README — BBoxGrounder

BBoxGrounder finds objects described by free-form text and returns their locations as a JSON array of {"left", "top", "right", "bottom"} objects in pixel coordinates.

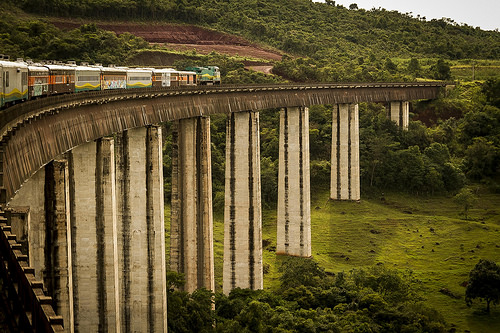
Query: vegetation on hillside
[{"left": 2, "top": 0, "right": 500, "bottom": 83}]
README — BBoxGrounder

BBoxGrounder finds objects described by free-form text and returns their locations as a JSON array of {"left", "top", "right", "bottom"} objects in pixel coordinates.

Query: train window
[
  {"left": 5, "top": 71, "right": 9, "bottom": 87},
  {"left": 78, "top": 76, "right": 99, "bottom": 82},
  {"left": 129, "top": 76, "right": 151, "bottom": 81},
  {"left": 22, "top": 72, "right": 28, "bottom": 86},
  {"left": 55, "top": 75, "right": 64, "bottom": 83}
]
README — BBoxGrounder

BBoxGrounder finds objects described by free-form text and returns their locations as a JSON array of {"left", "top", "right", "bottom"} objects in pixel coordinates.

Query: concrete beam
[
  {"left": 170, "top": 117, "right": 214, "bottom": 293},
  {"left": 331, "top": 104, "right": 360, "bottom": 201},
  {"left": 223, "top": 111, "right": 263, "bottom": 294},
  {"left": 116, "top": 127, "right": 167, "bottom": 333},
  {"left": 277, "top": 107, "right": 311, "bottom": 257}
]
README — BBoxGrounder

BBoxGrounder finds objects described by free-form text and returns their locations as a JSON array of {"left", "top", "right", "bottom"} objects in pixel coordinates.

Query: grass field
[
  {"left": 196, "top": 185, "right": 499, "bottom": 332},
  {"left": 165, "top": 184, "right": 499, "bottom": 332}
]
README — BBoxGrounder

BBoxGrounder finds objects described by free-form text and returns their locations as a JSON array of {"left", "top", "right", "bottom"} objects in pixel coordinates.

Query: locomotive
[
  {"left": 185, "top": 66, "right": 221, "bottom": 85},
  {"left": 0, "top": 55, "right": 218, "bottom": 108}
]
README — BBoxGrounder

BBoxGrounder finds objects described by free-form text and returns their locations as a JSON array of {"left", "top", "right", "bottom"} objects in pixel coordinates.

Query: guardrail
[{"left": 0, "top": 209, "right": 64, "bottom": 332}]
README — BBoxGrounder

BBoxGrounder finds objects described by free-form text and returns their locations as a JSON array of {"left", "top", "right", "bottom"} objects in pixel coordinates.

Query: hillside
[{"left": 49, "top": 20, "right": 283, "bottom": 61}]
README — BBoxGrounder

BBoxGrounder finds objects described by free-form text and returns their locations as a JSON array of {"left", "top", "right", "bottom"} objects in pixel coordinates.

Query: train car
[
  {"left": 126, "top": 68, "right": 153, "bottom": 89},
  {"left": 27, "top": 63, "right": 49, "bottom": 99},
  {"left": 186, "top": 66, "right": 221, "bottom": 85},
  {"left": 44, "top": 63, "right": 76, "bottom": 95},
  {"left": 74, "top": 63, "right": 101, "bottom": 92},
  {"left": 0, "top": 57, "right": 28, "bottom": 108},
  {"left": 151, "top": 68, "right": 175, "bottom": 88},
  {"left": 178, "top": 70, "right": 197, "bottom": 86},
  {"left": 100, "top": 65, "right": 127, "bottom": 90}
]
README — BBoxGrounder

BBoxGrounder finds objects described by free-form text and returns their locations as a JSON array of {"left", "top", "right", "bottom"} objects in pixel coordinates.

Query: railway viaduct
[{"left": 0, "top": 82, "right": 446, "bottom": 332}]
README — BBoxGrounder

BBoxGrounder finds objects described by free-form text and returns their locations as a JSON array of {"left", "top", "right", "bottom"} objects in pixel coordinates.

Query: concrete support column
[
  {"left": 387, "top": 101, "right": 409, "bottom": 129},
  {"left": 170, "top": 117, "right": 214, "bottom": 293},
  {"left": 223, "top": 111, "right": 263, "bottom": 294},
  {"left": 67, "top": 138, "right": 119, "bottom": 333},
  {"left": 44, "top": 160, "right": 73, "bottom": 333},
  {"left": 7, "top": 161, "right": 74, "bottom": 332},
  {"left": 6, "top": 168, "right": 45, "bottom": 280},
  {"left": 277, "top": 106, "right": 311, "bottom": 257},
  {"left": 116, "top": 126, "right": 167, "bottom": 333},
  {"left": 331, "top": 104, "right": 360, "bottom": 201}
]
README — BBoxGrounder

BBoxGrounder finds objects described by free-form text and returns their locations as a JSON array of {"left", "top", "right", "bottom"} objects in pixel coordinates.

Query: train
[{"left": 0, "top": 55, "right": 220, "bottom": 108}]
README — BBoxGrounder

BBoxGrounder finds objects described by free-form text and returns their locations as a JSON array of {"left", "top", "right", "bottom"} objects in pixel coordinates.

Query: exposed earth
[{"left": 51, "top": 20, "right": 283, "bottom": 62}]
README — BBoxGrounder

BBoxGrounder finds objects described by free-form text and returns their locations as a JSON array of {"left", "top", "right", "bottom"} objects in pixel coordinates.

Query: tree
[
  {"left": 453, "top": 188, "right": 476, "bottom": 220},
  {"left": 465, "top": 259, "right": 500, "bottom": 313},
  {"left": 431, "top": 59, "right": 452, "bottom": 80}
]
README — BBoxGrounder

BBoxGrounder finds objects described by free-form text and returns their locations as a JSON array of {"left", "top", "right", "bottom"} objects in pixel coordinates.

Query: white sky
[{"left": 321, "top": 0, "right": 500, "bottom": 31}]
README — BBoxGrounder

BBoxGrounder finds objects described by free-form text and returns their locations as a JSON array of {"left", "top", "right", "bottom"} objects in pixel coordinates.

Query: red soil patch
[{"left": 51, "top": 20, "right": 282, "bottom": 61}]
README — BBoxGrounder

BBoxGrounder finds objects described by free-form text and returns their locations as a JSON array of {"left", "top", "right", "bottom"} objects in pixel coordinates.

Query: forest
[{"left": 1, "top": 0, "right": 500, "bottom": 331}]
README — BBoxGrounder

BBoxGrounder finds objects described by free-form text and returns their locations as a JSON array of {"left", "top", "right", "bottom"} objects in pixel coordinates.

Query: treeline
[
  {"left": 0, "top": 11, "right": 148, "bottom": 65},
  {"left": 167, "top": 257, "right": 448, "bottom": 332},
  {"left": 14, "top": 0, "right": 500, "bottom": 61}
]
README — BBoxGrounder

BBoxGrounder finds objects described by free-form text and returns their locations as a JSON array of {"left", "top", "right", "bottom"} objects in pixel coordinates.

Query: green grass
[{"left": 166, "top": 186, "right": 500, "bottom": 332}]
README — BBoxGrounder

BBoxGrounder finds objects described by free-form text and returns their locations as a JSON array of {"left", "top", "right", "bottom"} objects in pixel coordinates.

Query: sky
[{"left": 322, "top": 0, "right": 500, "bottom": 31}]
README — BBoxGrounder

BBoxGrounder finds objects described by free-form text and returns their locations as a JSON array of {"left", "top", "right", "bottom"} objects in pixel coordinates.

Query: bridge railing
[{"left": 0, "top": 210, "right": 64, "bottom": 332}]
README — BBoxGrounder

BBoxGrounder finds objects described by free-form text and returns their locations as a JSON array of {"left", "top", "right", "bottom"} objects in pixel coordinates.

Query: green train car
[{"left": 185, "top": 66, "right": 221, "bottom": 85}]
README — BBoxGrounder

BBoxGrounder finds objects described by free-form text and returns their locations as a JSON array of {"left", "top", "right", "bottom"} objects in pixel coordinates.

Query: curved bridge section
[{"left": 1, "top": 82, "right": 444, "bottom": 202}]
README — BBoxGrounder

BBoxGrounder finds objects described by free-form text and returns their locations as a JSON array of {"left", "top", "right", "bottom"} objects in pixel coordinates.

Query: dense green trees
[{"left": 167, "top": 258, "right": 448, "bottom": 332}]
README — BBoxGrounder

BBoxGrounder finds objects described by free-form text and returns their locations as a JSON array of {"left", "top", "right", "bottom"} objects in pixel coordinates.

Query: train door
[
  {"left": 21, "top": 69, "right": 28, "bottom": 101},
  {"left": 0, "top": 65, "right": 4, "bottom": 107},
  {"left": 163, "top": 72, "right": 170, "bottom": 87}
]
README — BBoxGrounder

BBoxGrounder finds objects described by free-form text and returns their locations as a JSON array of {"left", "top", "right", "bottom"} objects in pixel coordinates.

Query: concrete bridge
[{"left": 0, "top": 82, "right": 445, "bottom": 332}]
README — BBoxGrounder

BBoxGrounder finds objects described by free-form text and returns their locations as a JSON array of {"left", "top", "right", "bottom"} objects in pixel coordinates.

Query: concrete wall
[
  {"left": 223, "top": 111, "right": 263, "bottom": 294},
  {"left": 277, "top": 107, "right": 311, "bottom": 257},
  {"left": 116, "top": 127, "right": 167, "bottom": 333},
  {"left": 331, "top": 104, "right": 360, "bottom": 201},
  {"left": 170, "top": 117, "right": 214, "bottom": 293}
]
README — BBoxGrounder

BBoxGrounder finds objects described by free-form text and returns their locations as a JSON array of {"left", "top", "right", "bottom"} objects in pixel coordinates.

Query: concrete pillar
[
  {"left": 223, "top": 111, "right": 263, "bottom": 294},
  {"left": 331, "top": 104, "right": 360, "bottom": 201},
  {"left": 44, "top": 160, "right": 74, "bottom": 333},
  {"left": 67, "top": 138, "right": 119, "bottom": 333},
  {"left": 170, "top": 117, "right": 214, "bottom": 293},
  {"left": 116, "top": 126, "right": 167, "bottom": 333},
  {"left": 7, "top": 168, "right": 45, "bottom": 280},
  {"left": 7, "top": 161, "right": 74, "bottom": 332},
  {"left": 388, "top": 101, "right": 409, "bottom": 129},
  {"left": 277, "top": 107, "right": 311, "bottom": 257}
]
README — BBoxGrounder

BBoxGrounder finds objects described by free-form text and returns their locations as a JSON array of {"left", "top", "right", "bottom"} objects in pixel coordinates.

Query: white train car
[
  {"left": 126, "top": 68, "right": 153, "bottom": 89},
  {"left": 101, "top": 65, "right": 127, "bottom": 90},
  {"left": 0, "top": 57, "right": 28, "bottom": 107},
  {"left": 74, "top": 63, "right": 101, "bottom": 92}
]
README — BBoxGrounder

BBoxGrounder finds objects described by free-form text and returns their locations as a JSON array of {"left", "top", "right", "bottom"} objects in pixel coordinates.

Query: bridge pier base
[
  {"left": 170, "top": 117, "right": 214, "bottom": 293},
  {"left": 223, "top": 111, "right": 263, "bottom": 294},
  {"left": 116, "top": 126, "right": 167, "bottom": 333},
  {"left": 387, "top": 101, "right": 409, "bottom": 129},
  {"left": 277, "top": 107, "right": 311, "bottom": 257},
  {"left": 331, "top": 104, "right": 360, "bottom": 201}
]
